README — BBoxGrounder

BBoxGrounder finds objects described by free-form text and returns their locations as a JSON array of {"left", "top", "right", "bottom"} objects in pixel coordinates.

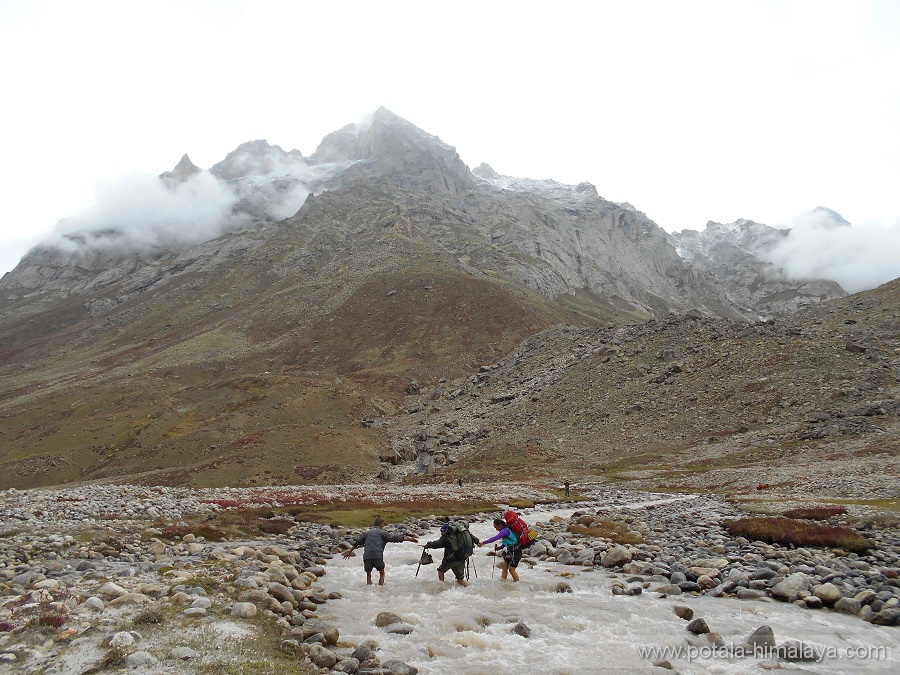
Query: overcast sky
[{"left": 1, "top": 0, "right": 898, "bottom": 288}]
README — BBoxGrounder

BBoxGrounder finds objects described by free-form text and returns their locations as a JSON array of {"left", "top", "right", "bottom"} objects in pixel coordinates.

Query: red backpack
[{"left": 504, "top": 510, "right": 536, "bottom": 548}]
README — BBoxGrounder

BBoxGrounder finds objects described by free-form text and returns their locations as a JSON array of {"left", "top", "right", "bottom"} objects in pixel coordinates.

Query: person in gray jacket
[{"left": 342, "top": 515, "right": 418, "bottom": 585}]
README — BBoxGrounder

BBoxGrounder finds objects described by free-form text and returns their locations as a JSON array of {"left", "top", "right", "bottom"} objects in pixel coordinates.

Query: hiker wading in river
[
  {"left": 423, "top": 521, "right": 480, "bottom": 587},
  {"left": 343, "top": 515, "right": 418, "bottom": 585},
  {"left": 478, "top": 518, "right": 521, "bottom": 582}
]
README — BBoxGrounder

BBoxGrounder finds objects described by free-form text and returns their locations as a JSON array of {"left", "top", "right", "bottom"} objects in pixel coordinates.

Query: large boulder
[
  {"left": 308, "top": 644, "right": 337, "bottom": 669},
  {"left": 771, "top": 573, "right": 811, "bottom": 601},
  {"left": 600, "top": 545, "right": 632, "bottom": 568},
  {"left": 812, "top": 583, "right": 842, "bottom": 606}
]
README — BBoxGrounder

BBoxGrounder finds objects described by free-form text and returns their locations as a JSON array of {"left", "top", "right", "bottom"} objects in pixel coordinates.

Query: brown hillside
[
  {"left": 386, "top": 278, "right": 900, "bottom": 498},
  {"left": 0, "top": 256, "right": 592, "bottom": 488}
]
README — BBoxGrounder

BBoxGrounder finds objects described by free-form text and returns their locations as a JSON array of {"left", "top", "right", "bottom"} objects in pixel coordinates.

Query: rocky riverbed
[{"left": 0, "top": 482, "right": 897, "bottom": 673}]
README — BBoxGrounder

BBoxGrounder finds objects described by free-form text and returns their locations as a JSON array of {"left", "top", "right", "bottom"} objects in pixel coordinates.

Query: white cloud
[
  {"left": 49, "top": 171, "right": 242, "bottom": 252},
  {"left": 767, "top": 211, "right": 900, "bottom": 293}
]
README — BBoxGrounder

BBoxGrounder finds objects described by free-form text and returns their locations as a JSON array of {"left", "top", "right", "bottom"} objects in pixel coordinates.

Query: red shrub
[{"left": 725, "top": 517, "right": 872, "bottom": 553}]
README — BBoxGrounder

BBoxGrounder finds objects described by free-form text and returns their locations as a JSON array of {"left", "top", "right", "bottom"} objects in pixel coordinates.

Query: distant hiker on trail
[
  {"left": 423, "top": 520, "right": 480, "bottom": 587},
  {"left": 564, "top": 480, "right": 571, "bottom": 498},
  {"left": 343, "top": 515, "right": 418, "bottom": 586},
  {"left": 458, "top": 478, "right": 463, "bottom": 488},
  {"left": 478, "top": 518, "right": 521, "bottom": 582}
]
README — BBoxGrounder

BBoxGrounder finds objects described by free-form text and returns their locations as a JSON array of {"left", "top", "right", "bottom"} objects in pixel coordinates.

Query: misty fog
[{"left": 767, "top": 211, "right": 900, "bottom": 293}]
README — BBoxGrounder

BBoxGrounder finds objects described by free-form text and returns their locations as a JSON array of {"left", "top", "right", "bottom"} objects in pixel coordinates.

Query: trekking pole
[
  {"left": 415, "top": 546, "right": 425, "bottom": 578},
  {"left": 471, "top": 556, "right": 477, "bottom": 579}
]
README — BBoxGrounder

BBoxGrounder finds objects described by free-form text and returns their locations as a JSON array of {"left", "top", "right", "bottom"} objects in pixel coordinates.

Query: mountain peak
[
  {"left": 472, "top": 163, "right": 499, "bottom": 179},
  {"left": 311, "top": 108, "right": 474, "bottom": 195},
  {"left": 159, "top": 153, "right": 200, "bottom": 185},
  {"left": 811, "top": 206, "right": 851, "bottom": 229},
  {"left": 210, "top": 140, "right": 306, "bottom": 181}
]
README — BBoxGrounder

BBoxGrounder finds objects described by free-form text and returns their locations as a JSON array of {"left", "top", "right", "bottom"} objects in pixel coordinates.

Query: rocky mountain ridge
[
  {"left": 2, "top": 108, "right": 846, "bottom": 322},
  {"left": 0, "top": 108, "right": 891, "bottom": 492},
  {"left": 667, "top": 216, "right": 847, "bottom": 316}
]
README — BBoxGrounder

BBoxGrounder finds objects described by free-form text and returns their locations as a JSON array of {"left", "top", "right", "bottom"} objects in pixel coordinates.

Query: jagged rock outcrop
[
  {"left": 668, "top": 218, "right": 847, "bottom": 315},
  {"left": 311, "top": 107, "right": 475, "bottom": 197},
  {"left": 159, "top": 153, "right": 201, "bottom": 186}
]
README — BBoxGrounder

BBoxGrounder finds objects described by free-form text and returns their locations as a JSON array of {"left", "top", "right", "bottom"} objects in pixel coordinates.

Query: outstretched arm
[
  {"left": 478, "top": 529, "right": 509, "bottom": 547},
  {"left": 423, "top": 534, "right": 446, "bottom": 549}
]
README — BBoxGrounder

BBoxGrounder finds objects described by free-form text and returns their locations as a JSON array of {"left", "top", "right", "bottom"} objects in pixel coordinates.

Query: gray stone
[
  {"left": 80, "top": 596, "right": 104, "bottom": 611},
  {"left": 771, "top": 573, "right": 811, "bottom": 602},
  {"left": 375, "top": 612, "right": 404, "bottom": 628},
  {"left": 169, "top": 646, "right": 201, "bottom": 660},
  {"left": 125, "top": 651, "right": 158, "bottom": 667},
  {"left": 736, "top": 588, "right": 766, "bottom": 600},
  {"left": 109, "top": 631, "right": 135, "bottom": 647},
  {"left": 335, "top": 657, "right": 361, "bottom": 673},
  {"left": 601, "top": 545, "right": 632, "bottom": 568},
  {"left": 96, "top": 582, "right": 128, "bottom": 599},
  {"left": 686, "top": 618, "right": 710, "bottom": 635},
  {"left": 673, "top": 605, "right": 694, "bottom": 621},
  {"left": 746, "top": 625, "right": 775, "bottom": 650},
  {"left": 854, "top": 589, "right": 877, "bottom": 605},
  {"left": 352, "top": 645, "right": 378, "bottom": 663},
  {"left": 812, "top": 582, "right": 842, "bottom": 606},
  {"left": 557, "top": 550, "right": 576, "bottom": 565},
  {"left": 308, "top": 644, "right": 337, "bottom": 669},
  {"left": 834, "top": 597, "right": 863, "bottom": 615},
  {"left": 871, "top": 608, "right": 900, "bottom": 626},
  {"left": 268, "top": 581, "right": 295, "bottom": 604},
  {"left": 382, "top": 660, "right": 419, "bottom": 675},
  {"left": 512, "top": 621, "right": 530, "bottom": 638}
]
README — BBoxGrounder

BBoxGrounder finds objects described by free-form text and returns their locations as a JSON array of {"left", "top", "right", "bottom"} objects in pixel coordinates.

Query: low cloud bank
[
  {"left": 767, "top": 211, "right": 900, "bottom": 293},
  {"left": 42, "top": 153, "right": 335, "bottom": 255},
  {"left": 49, "top": 171, "right": 244, "bottom": 253}
]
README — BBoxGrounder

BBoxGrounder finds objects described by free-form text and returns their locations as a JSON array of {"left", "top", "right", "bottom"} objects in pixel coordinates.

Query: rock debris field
[{"left": 0, "top": 482, "right": 898, "bottom": 673}]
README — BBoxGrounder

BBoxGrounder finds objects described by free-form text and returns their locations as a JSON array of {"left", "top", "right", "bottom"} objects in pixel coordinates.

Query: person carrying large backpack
[
  {"left": 503, "top": 509, "right": 537, "bottom": 549},
  {"left": 423, "top": 520, "right": 480, "bottom": 587},
  {"left": 478, "top": 518, "right": 521, "bottom": 582}
]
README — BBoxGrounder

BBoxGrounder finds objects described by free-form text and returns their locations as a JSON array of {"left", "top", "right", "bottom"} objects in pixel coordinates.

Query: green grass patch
[
  {"left": 285, "top": 498, "right": 500, "bottom": 527},
  {"left": 825, "top": 498, "right": 900, "bottom": 511},
  {"left": 567, "top": 518, "right": 644, "bottom": 545},
  {"left": 724, "top": 517, "right": 873, "bottom": 553},
  {"left": 132, "top": 605, "right": 167, "bottom": 625}
]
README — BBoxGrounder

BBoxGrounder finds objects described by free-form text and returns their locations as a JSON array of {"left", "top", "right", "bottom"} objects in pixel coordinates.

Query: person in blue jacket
[
  {"left": 478, "top": 518, "right": 521, "bottom": 582},
  {"left": 343, "top": 515, "right": 418, "bottom": 585}
]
